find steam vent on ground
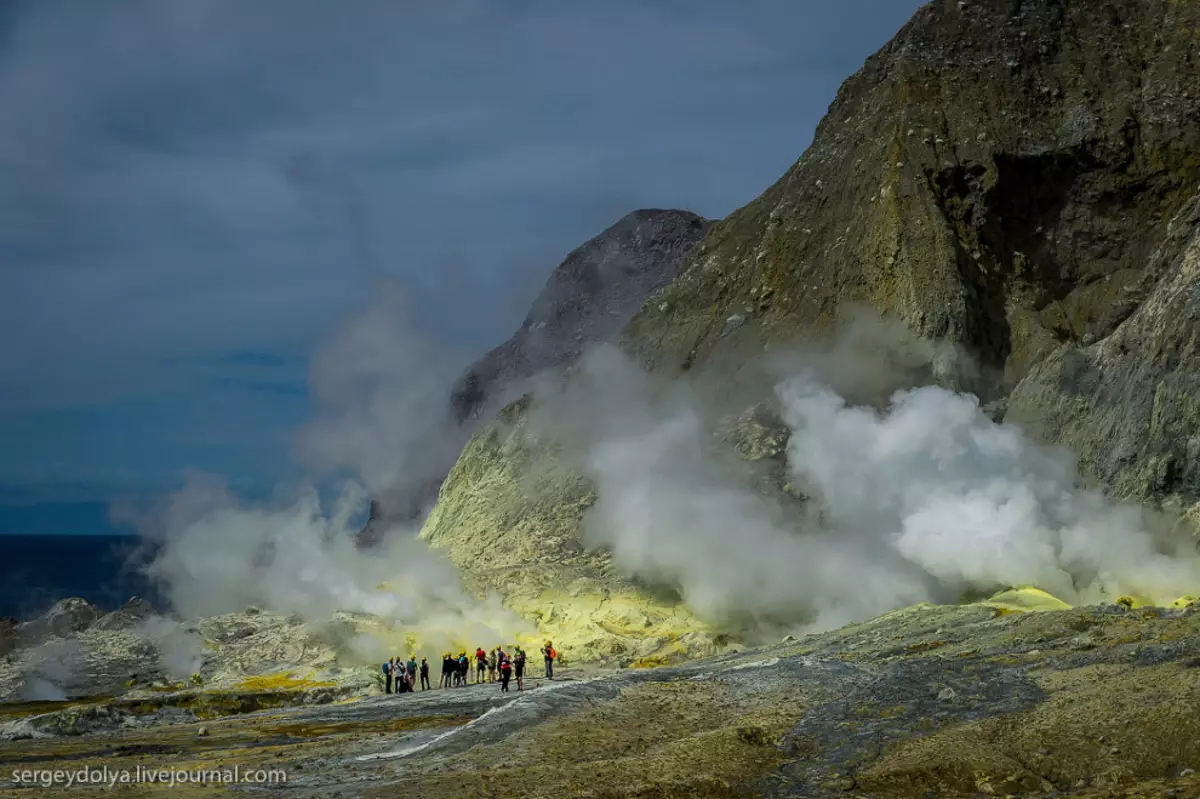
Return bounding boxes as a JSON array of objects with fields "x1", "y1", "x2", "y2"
[{"x1": 6, "y1": 1, "x2": 1200, "y2": 797}]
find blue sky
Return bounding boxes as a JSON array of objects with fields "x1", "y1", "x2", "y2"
[{"x1": 0, "y1": 0, "x2": 924, "y2": 525}]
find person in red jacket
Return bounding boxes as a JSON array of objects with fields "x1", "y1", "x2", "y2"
[
  {"x1": 498, "y1": 653, "x2": 512, "y2": 693},
  {"x1": 475, "y1": 647, "x2": 487, "y2": 684}
]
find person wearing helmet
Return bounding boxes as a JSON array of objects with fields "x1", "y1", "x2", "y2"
[
  {"x1": 475, "y1": 647, "x2": 487, "y2": 684},
  {"x1": 541, "y1": 640, "x2": 556, "y2": 679},
  {"x1": 419, "y1": 657, "x2": 431, "y2": 691},
  {"x1": 488, "y1": 647, "x2": 498, "y2": 682},
  {"x1": 514, "y1": 647, "x2": 526, "y2": 690},
  {"x1": 406, "y1": 656, "x2": 418, "y2": 691}
]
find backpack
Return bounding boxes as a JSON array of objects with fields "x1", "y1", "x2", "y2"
[
  {"x1": 382, "y1": 662, "x2": 391, "y2": 675},
  {"x1": 548, "y1": 647, "x2": 556, "y2": 660}
]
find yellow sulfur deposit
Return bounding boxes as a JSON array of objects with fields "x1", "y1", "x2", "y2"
[
  {"x1": 976, "y1": 586, "x2": 1073, "y2": 614},
  {"x1": 233, "y1": 671, "x2": 336, "y2": 692}
]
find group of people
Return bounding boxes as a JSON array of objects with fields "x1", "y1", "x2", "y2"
[
  {"x1": 382, "y1": 641, "x2": 558, "y2": 695},
  {"x1": 382, "y1": 655, "x2": 430, "y2": 694},
  {"x1": 442, "y1": 646, "x2": 526, "y2": 692}
]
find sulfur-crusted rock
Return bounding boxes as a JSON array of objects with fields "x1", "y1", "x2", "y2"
[{"x1": 419, "y1": 396, "x2": 721, "y2": 664}]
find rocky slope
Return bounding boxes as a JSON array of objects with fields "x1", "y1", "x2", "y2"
[{"x1": 419, "y1": 395, "x2": 723, "y2": 666}]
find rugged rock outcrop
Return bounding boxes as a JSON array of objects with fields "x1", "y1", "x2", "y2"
[
  {"x1": 0, "y1": 599, "x2": 381, "y2": 705},
  {"x1": 15, "y1": 597, "x2": 99, "y2": 644},
  {"x1": 1007, "y1": 188, "x2": 1200, "y2": 511},
  {"x1": 620, "y1": 0, "x2": 1200, "y2": 400},
  {"x1": 450, "y1": 209, "x2": 710, "y2": 423}
]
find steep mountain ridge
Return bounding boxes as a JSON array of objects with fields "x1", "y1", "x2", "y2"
[{"x1": 450, "y1": 209, "x2": 710, "y2": 423}]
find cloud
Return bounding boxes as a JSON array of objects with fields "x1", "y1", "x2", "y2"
[{"x1": 0, "y1": 0, "x2": 925, "y2": 489}]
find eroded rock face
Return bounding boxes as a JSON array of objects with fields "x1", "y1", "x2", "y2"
[
  {"x1": 419, "y1": 0, "x2": 1200, "y2": 664},
  {"x1": 620, "y1": 0, "x2": 1200, "y2": 401},
  {"x1": 1008, "y1": 189, "x2": 1200, "y2": 509},
  {"x1": 92, "y1": 597, "x2": 156, "y2": 632},
  {"x1": 16, "y1": 597, "x2": 100, "y2": 645}
]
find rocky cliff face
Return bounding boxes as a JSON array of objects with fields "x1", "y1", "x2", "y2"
[
  {"x1": 1007, "y1": 188, "x2": 1200, "y2": 511},
  {"x1": 422, "y1": 0, "x2": 1200, "y2": 663},
  {"x1": 450, "y1": 209, "x2": 710, "y2": 423},
  {"x1": 621, "y1": 0, "x2": 1200, "y2": 398}
]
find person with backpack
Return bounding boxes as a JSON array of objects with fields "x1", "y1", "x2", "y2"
[
  {"x1": 419, "y1": 657, "x2": 430, "y2": 690},
  {"x1": 406, "y1": 656, "x2": 418, "y2": 691},
  {"x1": 487, "y1": 647, "x2": 498, "y2": 682},
  {"x1": 457, "y1": 652, "x2": 469, "y2": 687},
  {"x1": 441, "y1": 653, "x2": 454, "y2": 688},
  {"x1": 396, "y1": 656, "x2": 408, "y2": 693},
  {"x1": 498, "y1": 652, "x2": 512, "y2": 693},
  {"x1": 383, "y1": 656, "x2": 394, "y2": 694},
  {"x1": 541, "y1": 641, "x2": 556, "y2": 679}
]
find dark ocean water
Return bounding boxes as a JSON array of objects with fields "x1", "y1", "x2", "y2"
[{"x1": 0, "y1": 534, "x2": 166, "y2": 620}]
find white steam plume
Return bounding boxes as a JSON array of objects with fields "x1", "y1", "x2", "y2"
[
  {"x1": 537, "y1": 338, "x2": 1200, "y2": 636},
  {"x1": 143, "y1": 475, "x2": 532, "y2": 656},
  {"x1": 135, "y1": 280, "x2": 533, "y2": 660},
  {"x1": 778, "y1": 374, "x2": 1200, "y2": 605},
  {"x1": 297, "y1": 279, "x2": 473, "y2": 517}
]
